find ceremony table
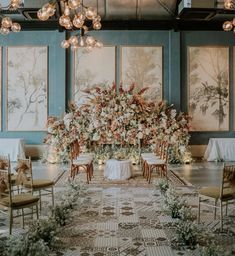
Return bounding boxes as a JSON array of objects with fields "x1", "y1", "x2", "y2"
[
  {"x1": 0, "y1": 138, "x2": 25, "y2": 161},
  {"x1": 204, "y1": 138, "x2": 235, "y2": 161},
  {"x1": 104, "y1": 159, "x2": 132, "y2": 180}
]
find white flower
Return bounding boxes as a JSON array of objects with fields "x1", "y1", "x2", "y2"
[
  {"x1": 137, "y1": 132, "x2": 143, "y2": 139},
  {"x1": 92, "y1": 132, "x2": 100, "y2": 141}
]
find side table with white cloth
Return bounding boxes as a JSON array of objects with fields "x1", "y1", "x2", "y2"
[
  {"x1": 204, "y1": 138, "x2": 235, "y2": 161},
  {"x1": 104, "y1": 159, "x2": 132, "y2": 180},
  {"x1": 0, "y1": 138, "x2": 25, "y2": 161}
]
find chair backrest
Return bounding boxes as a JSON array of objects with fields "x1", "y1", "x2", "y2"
[
  {"x1": 0, "y1": 154, "x2": 12, "y2": 204},
  {"x1": 220, "y1": 165, "x2": 235, "y2": 200},
  {"x1": 15, "y1": 156, "x2": 33, "y2": 191},
  {"x1": 70, "y1": 139, "x2": 80, "y2": 161}
]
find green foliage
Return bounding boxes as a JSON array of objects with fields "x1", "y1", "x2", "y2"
[
  {"x1": 51, "y1": 204, "x2": 70, "y2": 226},
  {"x1": 198, "y1": 242, "x2": 226, "y2": 256},
  {"x1": 28, "y1": 219, "x2": 58, "y2": 249},
  {"x1": 153, "y1": 178, "x2": 169, "y2": 194},
  {"x1": 7, "y1": 234, "x2": 50, "y2": 256},
  {"x1": 175, "y1": 220, "x2": 198, "y2": 247}
]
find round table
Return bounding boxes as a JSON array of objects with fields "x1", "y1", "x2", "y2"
[{"x1": 104, "y1": 159, "x2": 132, "y2": 180}]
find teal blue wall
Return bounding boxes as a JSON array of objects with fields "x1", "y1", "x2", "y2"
[{"x1": 0, "y1": 30, "x2": 235, "y2": 144}]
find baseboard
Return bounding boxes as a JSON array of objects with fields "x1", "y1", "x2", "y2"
[{"x1": 190, "y1": 145, "x2": 207, "y2": 158}]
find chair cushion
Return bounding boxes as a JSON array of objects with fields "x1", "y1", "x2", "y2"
[
  {"x1": 199, "y1": 187, "x2": 235, "y2": 200},
  {"x1": 0, "y1": 194, "x2": 39, "y2": 207},
  {"x1": 24, "y1": 179, "x2": 54, "y2": 189}
]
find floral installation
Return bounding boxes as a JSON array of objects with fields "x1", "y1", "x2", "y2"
[{"x1": 44, "y1": 83, "x2": 191, "y2": 163}]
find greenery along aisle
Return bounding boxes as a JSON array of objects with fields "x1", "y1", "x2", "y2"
[{"x1": 44, "y1": 84, "x2": 191, "y2": 162}]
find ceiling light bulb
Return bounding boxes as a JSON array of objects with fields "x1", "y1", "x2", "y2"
[
  {"x1": 85, "y1": 7, "x2": 96, "y2": 20},
  {"x1": 11, "y1": 22, "x2": 21, "y2": 32},
  {"x1": 68, "y1": 0, "x2": 81, "y2": 9},
  {"x1": 0, "y1": 27, "x2": 10, "y2": 35},
  {"x1": 86, "y1": 36, "x2": 95, "y2": 46},
  {"x1": 59, "y1": 15, "x2": 71, "y2": 27},
  {"x1": 79, "y1": 37, "x2": 85, "y2": 47},
  {"x1": 64, "y1": 4, "x2": 70, "y2": 16},
  {"x1": 71, "y1": 44, "x2": 79, "y2": 51},
  {"x1": 1, "y1": 17, "x2": 13, "y2": 28},
  {"x1": 93, "y1": 21, "x2": 101, "y2": 30},
  {"x1": 61, "y1": 40, "x2": 70, "y2": 48},
  {"x1": 73, "y1": 15, "x2": 84, "y2": 28},
  {"x1": 10, "y1": 0, "x2": 21, "y2": 9},
  {"x1": 223, "y1": 20, "x2": 233, "y2": 31},
  {"x1": 69, "y1": 35, "x2": 79, "y2": 45},
  {"x1": 82, "y1": 25, "x2": 88, "y2": 33},
  {"x1": 37, "y1": 9, "x2": 50, "y2": 21},
  {"x1": 95, "y1": 41, "x2": 103, "y2": 48}
]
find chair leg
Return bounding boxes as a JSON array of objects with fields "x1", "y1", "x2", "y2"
[
  {"x1": 51, "y1": 187, "x2": 54, "y2": 206},
  {"x1": 39, "y1": 190, "x2": 42, "y2": 211},
  {"x1": 9, "y1": 208, "x2": 13, "y2": 235},
  {"x1": 214, "y1": 200, "x2": 217, "y2": 220},
  {"x1": 148, "y1": 166, "x2": 152, "y2": 184},
  {"x1": 22, "y1": 209, "x2": 25, "y2": 229},
  {"x1": 36, "y1": 204, "x2": 39, "y2": 219},
  {"x1": 220, "y1": 201, "x2": 223, "y2": 231},
  {"x1": 198, "y1": 197, "x2": 201, "y2": 224}
]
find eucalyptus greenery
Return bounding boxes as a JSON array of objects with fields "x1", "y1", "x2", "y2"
[
  {"x1": 164, "y1": 188, "x2": 185, "y2": 218},
  {"x1": 7, "y1": 234, "x2": 50, "y2": 256},
  {"x1": 175, "y1": 220, "x2": 199, "y2": 247},
  {"x1": 153, "y1": 178, "x2": 169, "y2": 194},
  {"x1": 198, "y1": 242, "x2": 226, "y2": 256}
]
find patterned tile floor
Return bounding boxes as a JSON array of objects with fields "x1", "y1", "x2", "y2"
[
  {"x1": 1, "y1": 161, "x2": 235, "y2": 255},
  {"x1": 57, "y1": 185, "x2": 235, "y2": 256}
]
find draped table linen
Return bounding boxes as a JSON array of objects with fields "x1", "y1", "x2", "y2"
[
  {"x1": 104, "y1": 159, "x2": 132, "y2": 180},
  {"x1": 204, "y1": 138, "x2": 235, "y2": 161},
  {"x1": 0, "y1": 138, "x2": 25, "y2": 161}
]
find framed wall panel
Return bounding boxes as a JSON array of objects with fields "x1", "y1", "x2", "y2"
[
  {"x1": 121, "y1": 46, "x2": 163, "y2": 102},
  {"x1": 188, "y1": 46, "x2": 229, "y2": 131},
  {"x1": 74, "y1": 46, "x2": 116, "y2": 106},
  {"x1": 7, "y1": 46, "x2": 48, "y2": 131}
]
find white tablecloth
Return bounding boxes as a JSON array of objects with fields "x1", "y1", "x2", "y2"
[
  {"x1": 104, "y1": 159, "x2": 132, "y2": 180},
  {"x1": 0, "y1": 138, "x2": 25, "y2": 161},
  {"x1": 204, "y1": 138, "x2": 235, "y2": 161}
]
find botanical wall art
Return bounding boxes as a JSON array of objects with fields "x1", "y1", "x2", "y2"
[
  {"x1": 188, "y1": 46, "x2": 229, "y2": 131},
  {"x1": 7, "y1": 46, "x2": 47, "y2": 131},
  {"x1": 74, "y1": 46, "x2": 115, "y2": 106},
  {"x1": 121, "y1": 46, "x2": 163, "y2": 102}
]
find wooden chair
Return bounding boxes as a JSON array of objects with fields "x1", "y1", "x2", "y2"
[
  {"x1": 69, "y1": 140, "x2": 93, "y2": 183},
  {"x1": 16, "y1": 156, "x2": 54, "y2": 211},
  {"x1": 0, "y1": 154, "x2": 39, "y2": 235},
  {"x1": 198, "y1": 165, "x2": 235, "y2": 230},
  {"x1": 145, "y1": 141, "x2": 170, "y2": 183}
]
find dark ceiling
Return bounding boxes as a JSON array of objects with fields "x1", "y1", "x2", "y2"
[{"x1": 1, "y1": 0, "x2": 235, "y2": 31}]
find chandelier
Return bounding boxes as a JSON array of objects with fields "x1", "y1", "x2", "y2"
[
  {"x1": 222, "y1": 0, "x2": 235, "y2": 31},
  {"x1": 37, "y1": 0, "x2": 103, "y2": 51},
  {"x1": 0, "y1": 0, "x2": 22, "y2": 35}
]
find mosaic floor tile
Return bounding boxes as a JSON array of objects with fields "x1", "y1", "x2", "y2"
[
  {"x1": 146, "y1": 246, "x2": 174, "y2": 256},
  {"x1": 141, "y1": 228, "x2": 167, "y2": 239}
]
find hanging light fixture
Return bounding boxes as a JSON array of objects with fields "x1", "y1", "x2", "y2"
[
  {"x1": 37, "y1": 0, "x2": 103, "y2": 51},
  {"x1": 222, "y1": 0, "x2": 235, "y2": 31},
  {"x1": 0, "y1": 0, "x2": 22, "y2": 35}
]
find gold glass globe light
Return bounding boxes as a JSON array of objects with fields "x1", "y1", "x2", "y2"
[
  {"x1": 38, "y1": 0, "x2": 103, "y2": 51},
  {"x1": 0, "y1": 0, "x2": 22, "y2": 35}
]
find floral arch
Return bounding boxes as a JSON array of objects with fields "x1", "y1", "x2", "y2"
[{"x1": 44, "y1": 84, "x2": 191, "y2": 163}]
